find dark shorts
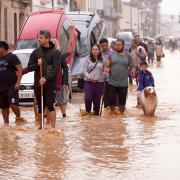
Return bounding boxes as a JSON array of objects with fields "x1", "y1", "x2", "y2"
[
  {"x1": 34, "y1": 87, "x2": 56, "y2": 113},
  {"x1": 0, "y1": 84, "x2": 19, "y2": 108},
  {"x1": 108, "y1": 84, "x2": 128, "y2": 106}
]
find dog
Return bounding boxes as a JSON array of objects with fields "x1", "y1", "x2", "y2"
[{"x1": 141, "y1": 86, "x2": 158, "y2": 116}]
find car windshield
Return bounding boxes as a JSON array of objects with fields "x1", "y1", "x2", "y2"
[
  {"x1": 16, "y1": 53, "x2": 31, "y2": 68},
  {"x1": 16, "y1": 39, "x2": 39, "y2": 50}
]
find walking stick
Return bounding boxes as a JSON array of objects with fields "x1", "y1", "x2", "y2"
[
  {"x1": 99, "y1": 80, "x2": 106, "y2": 116},
  {"x1": 40, "y1": 60, "x2": 44, "y2": 130}
]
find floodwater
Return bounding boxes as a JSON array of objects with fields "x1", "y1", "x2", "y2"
[{"x1": 0, "y1": 50, "x2": 180, "y2": 180}]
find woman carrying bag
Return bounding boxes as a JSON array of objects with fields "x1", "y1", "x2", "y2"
[{"x1": 80, "y1": 44, "x2": 104, "y2": 116}]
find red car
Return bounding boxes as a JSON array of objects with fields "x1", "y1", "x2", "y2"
[{"x1": 16, "y1": 10, "x2": 77, "y2": 67}]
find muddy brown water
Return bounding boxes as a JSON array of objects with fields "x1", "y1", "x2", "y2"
[{"x1": 0, "y1": 50, "x2": 180, "y2": 180}]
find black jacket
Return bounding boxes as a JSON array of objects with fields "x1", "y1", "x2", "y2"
[{"x1": 28, "y1": 43, "x2": 60, "y2": 89}]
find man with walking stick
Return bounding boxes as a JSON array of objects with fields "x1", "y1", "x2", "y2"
[{"x1": 28, "y1": 30, "x2": 59, "y2": 130}]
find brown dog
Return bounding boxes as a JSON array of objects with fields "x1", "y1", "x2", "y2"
[{"x1": 141, "y1": 86, "x2": 158, "y2": 116}]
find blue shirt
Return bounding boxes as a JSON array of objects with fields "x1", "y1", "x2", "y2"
[{"x1": 136, "y1": 70, "x2": 154, "y2": 91}]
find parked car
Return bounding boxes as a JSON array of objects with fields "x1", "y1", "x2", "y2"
[
  {"x1": 16, "y1": 10, "x2": 77, "y2": 65},
  {"x1": 15, "y1": 10, "x2": 77, "y2": 100},
  {"x1": 67, "y1": 11, "x2": 105, "y2": 91},
  {"x1": 116, "y1": 31, "x2": 134, "y2": 52},
  {"x1": 13, "y1": 49, "x2": 34, "y2": 104}
]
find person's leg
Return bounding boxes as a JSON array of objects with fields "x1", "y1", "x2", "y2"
[
  {"x1": 10, "y1": 104, "x2": 20, "y2": 117},
  {"x1": 7, "y1": 84, "x2": 26, "y2": 123},
  {"x1": 2, "y1": 108, "x2": 9, "y2": 124},
  {"x1": 60, "y1": 105, "x2": 66, "y2": 117},
  {"x1": 117, "y1": 86, "x2": 128, "y2": 115},
  {"x1": 92, "y1": 82, "x2": 104, "y2": 115},
  {"x1": 84, "y1": 81, "x2": 93, "y2": 113},
  {"x1": 0, "y1": 91, "x2": 10, "y2": 124},
  {"x1": 108, "y1": 84, "x2": 118, "y2": 112},
  {"x1": 33, "y1": 96, "x2": 39, "y2": 121},
  {"x1": 137, "y1": 91, "x2": 142, "y2": 108},
  {"x1": 128, "y1": 72, "x2": 133, "y2": 85},
  {"x1": 34, "y1": 87, "x2": 46, "y2": 128},
  {"x1": 46, "y1": 88, "x2": 56, "y2": 128},
  {"x1": 56, "y1": 89, "x2": 66, "y2": 117},
  {"x1": 157, "y1": 56, "x2": 160, "y2": 62}
]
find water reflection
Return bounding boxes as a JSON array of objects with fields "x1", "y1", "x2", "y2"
[{"x1": 34, "y1": 131, "x2": 67, "y2": 179}]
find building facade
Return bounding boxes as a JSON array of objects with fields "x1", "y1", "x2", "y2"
[
  {"x1": 102, "y1": 0, "x2": 122, "y2": 37},
  {"x1": 0, "y1": 0, "x2": 32, "y2": 46},
  {"x1": 120, "y1": 2, "x2": 144, "y2": 36},
  {"x1": 33, "y1": 0, "x2": 69, "y2": 12},
  {"x1": 70, "y1": 0, "x2": 122, "y2": 37}
]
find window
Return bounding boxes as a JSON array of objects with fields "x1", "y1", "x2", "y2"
[
  {"x1": 73, "y1": 21, "x2": 90, "y2": 57},
  {"x1": 19, "y1": 12, "x2": 25, "y2": 31},
  {"x1": 16, "y1": 39, "x2": 39, "y2": 50},
  {"x1": 92, "y1": 25, "x2": 101, "y2": 42},
  {"x1": 63, "y1": 20, "x2": 73, "y2": 38},
  {"x1": 59, "y1": 27, "x2": 68, "y2": 52},
  {"x1": 4, "y1": 8, "x2": 8, "y2": 41},
  {"x1": 14, "y1": 13, "x2": 17, "y2": 43}
]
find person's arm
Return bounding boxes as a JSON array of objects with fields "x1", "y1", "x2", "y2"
[
  {"x1": 15, "y1": 64, "x2": 22, "y2": 90},
  {"x1": 11, "y1": 54, "x2": 23, "y2": 90},
  {"x1": 28, "y1": 50, "x2": 39, "y2": 72},
  {"x1": 22, "y1": 67, "x2": 30, "y2": 75},
  {"x1": 104, "y1": 59, "x2": 110, "y2": 74}
]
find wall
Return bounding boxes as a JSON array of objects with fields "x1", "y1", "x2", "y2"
[{"x1": 0, "y1": 0, "x2": 31, "y2": 47}]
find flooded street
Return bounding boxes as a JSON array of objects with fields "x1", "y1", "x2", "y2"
[{"x1": 0, "y1": 50, "x2": 180, "y2": 180}]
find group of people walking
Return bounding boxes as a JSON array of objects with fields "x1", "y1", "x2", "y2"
[
  {"x1": 0, "y1": 30, "x2": 157, "y2": 129},
  {"x1": 0, "y1": 30, "x2": 69, "y2": 130},
  {"x1": 80, "y1": 35, "x2": 155, "y2": 117}
]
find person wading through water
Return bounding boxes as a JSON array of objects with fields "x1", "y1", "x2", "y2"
[
  {"x1": 0, "y1": 41, "x2": 26, "y2": 124},
  {"x1": 80, "y1": 44, "x2": 105, "y2": 116},
  {"x1": 105, "y1": 39, "x2": 135, "y2": 115},
  {"x1": 28, "y1": 30, "x2": 60, "y2": 130}
]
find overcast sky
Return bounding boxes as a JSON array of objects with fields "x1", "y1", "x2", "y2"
[{"x1": 160, "y1": 0, "x2": 180, "y2": 15}]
